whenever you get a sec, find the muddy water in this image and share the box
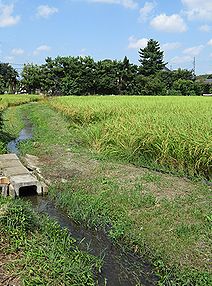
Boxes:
[7,117,158,286]
[26,195,157,286]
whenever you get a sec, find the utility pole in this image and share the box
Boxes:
[193,57,196,76]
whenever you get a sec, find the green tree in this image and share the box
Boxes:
[42,57,65,95]
[75,56,96,95]
[172,68,194,81]
[173,79,194,96]
[193,81,204,96]
[135,74,166,95]
[95,59,119,95]
[158,70,174,91]
[116,56,138,94]
[0,75,5,94]
[21,64,42,94]
[138,39,166,76]
[0,63,18,93]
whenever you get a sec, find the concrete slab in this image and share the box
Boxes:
[4,166,29,176]
[10,174,42,196]
[10,174,39,185]
[1,184,8,197]
[23,154,40,172]
[0,154,19,160]
[0,153,45,197]
[0,159,23,169]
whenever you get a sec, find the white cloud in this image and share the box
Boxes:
[33,45,51,55]
[139,1,156,21]
[150,14,187,33]
[0,4,20,27]
[171,55,193,64]
[182,0,212,20]
[183,45,204,56]
[36,5,58,18]
[128,36,148,49]
[11,48,24,56]
[208,39,212,46]
[199,25,211,32]
[162,42,181,51]
[88,0,138,9]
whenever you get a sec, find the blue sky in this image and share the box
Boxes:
[0,0,212,75]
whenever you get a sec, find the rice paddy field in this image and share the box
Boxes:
[1,97,211,285]
[49,96,212,180]
[0,94,42,110]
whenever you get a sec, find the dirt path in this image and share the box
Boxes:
[32,144,197,201]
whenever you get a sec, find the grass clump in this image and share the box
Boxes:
[0,197,101,285]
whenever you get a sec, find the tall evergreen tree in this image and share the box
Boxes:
[138,39,166,76]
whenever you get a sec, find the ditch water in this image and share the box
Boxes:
[7,118,33,155]
[7,117,158,286]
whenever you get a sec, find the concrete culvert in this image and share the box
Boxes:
[19,185,38,197]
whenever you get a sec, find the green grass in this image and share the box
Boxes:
[0,94,43,154]
[0,94,43,110]
[2,105,25,138]
[49,96,212,179]
[0,197,102,286]
[48,179,211,285]
[2,100,212,285]
[1,100,103,286]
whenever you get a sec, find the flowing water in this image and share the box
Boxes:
[7,118,33,155]
[7,117,158,286]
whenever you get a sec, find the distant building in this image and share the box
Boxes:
[204,79,212,84]
[202,78,212,96]
[163,66,171,72]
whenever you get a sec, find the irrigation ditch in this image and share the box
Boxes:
[6,114,158,286]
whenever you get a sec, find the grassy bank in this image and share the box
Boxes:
[1,100,103,285]
[0,94,42,111]
[0,94,43,154]
[0,197,101,285]
[49,96,212,179]
[4,102,211,285]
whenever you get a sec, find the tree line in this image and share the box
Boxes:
[1,39,211,96]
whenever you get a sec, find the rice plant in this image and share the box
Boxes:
[0,94,42,110]
[49,96,212,178]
